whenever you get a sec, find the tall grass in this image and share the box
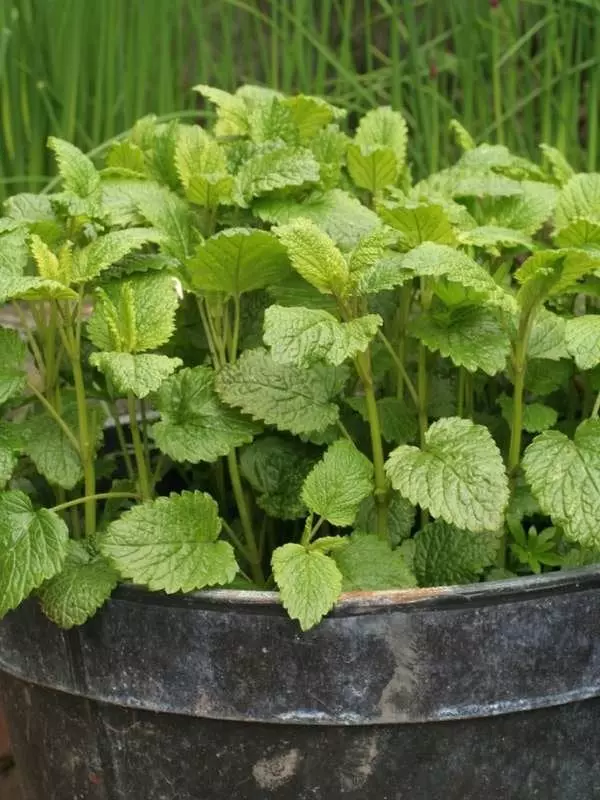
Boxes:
[0,0,599,201]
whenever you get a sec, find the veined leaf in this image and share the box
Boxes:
[497,394,557,433]
[554,218,600,250]
[527,308,569,361]
[333,531,416,590]
[485,181,557,235]
[152,366,260,463]
[540,144,575,186]
[386,417,509,532]
[193,85,251,137]
[346,143,398,194]
[90,352,182,398]
[377,202,456,249]
[0,328,27,404]
[0,422,23,487]
[0,228,29,276]
[275,219,349,296]
[414,520,499,586]
[354,107,408,170]
[565,315,600,370]
[175,126,232,208]
[23,405,84,490]
[555,173,600,230]
[233,142,320,205]
[48,137,100,198]
[71,228,164,283]
[309,124,348,190]
[136,185,196,262]
[458,225,535,251]
[347,396,417,444]
[100,491,238,592]
[356,491,415,544]
[449,119,475,151]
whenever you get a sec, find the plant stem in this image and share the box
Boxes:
[591,391,600,418]
[508,335,528,475]
[376,330,419,407]
[103,403,135,481]
[71,348,96,537]
[26,381,80,453]
[417,343,429,447]
[127,393,151,501]
[51,492,139,513]
[393,285,412,399]
[221,519,252,562]
[336,419,353,442]
[227,450,264,586]
[231,294,241,363]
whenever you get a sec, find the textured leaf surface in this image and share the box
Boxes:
[414,520,499,586]
[90,352,182,398]
[216,349,344,435]
[175,126,232,207]
[72,228,163,282]
[24,406,82,490]
[565,315,600,369]
[0,228,29,276]
[100,491,238,592]
[498,395,558,433]
[386,417,509,532]
[355,107,408,168]
[378,202,456,249]
[458,225,534,251]
[333,531,416,590]
[0,273,77,304]
[0,328,27,404]
[487,181,557,235]
[0,422,23,487]
[271,543,342,630]
[152,366,259,463]
[522,420,600,547]
[188,229,289,296]
[136,185,195,262]
[234,143,320,205]
[264,305,381,367]
[275,219,349,295]
[356,492,415,545]
[39,541,118,628]
[409,305,510,375]
[540,144,575,185]
[302,440,373,526]
[347,396,417,444]
[0,491,68,617]
[527,308,569,361]
[555,173,600,230]
[48,137,100,198]
[347,144,398,194]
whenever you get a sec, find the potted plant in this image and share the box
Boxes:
[1,85,600,799]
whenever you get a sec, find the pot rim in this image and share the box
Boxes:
[115,563,600,617]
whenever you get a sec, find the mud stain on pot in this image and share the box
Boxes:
[378,620,420,721]
[252,747,301,790]
[339,732,379,792]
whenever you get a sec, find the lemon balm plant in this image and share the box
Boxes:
[1,85,600,633]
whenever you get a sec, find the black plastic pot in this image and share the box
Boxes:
[1,568,600,800]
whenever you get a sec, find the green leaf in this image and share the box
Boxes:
[0,273,77,304]
[216,348,344,434]
[23,405,83,490]
[255,189,379,251]
[309,125,348,190]
[283,95,345,142]
[525,358,572,397]
[565,315,600,369]
[90,352,182,398]
[555,173,600,230]
[271,543,342,630]
[0,422,23,487]
[239,436,316,519]
[356,491,415,545]
[274,219,349,295]
[38,541,118,628]
[449,119,475,151]
[72,228,164,282]
[88,272,179,353]
[386,417,509,532]
[354,253,413,294]
[497,394,558,433]
[263,305,381,367]
[457,225,535,251]
[0,491,69,617]
[193,85,251,137]
[522,420,600,547]
[347,143,398,194]
[234,143,320,205]
[413,520,499,586]
[353,106,408,174]
[302,439,373,526]
[152,366,259,463]
[175,126,232,207]
[100,491,238,592]
[409,305,510,375]
[0,227,29,276]
[527,308,569,361]
[540,144,575,185]
[106,140,146,173]
[486,181,557,235]
[0,328,27,404]
[136,185,195,262]
[333,531,416,590]
[48,137,100,198]
[453,174,523,199]
[377,202,456,249]
[347,396,417,444]
[187,228,289,296]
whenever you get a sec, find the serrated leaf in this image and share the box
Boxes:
[188,228,289,296]
[386,417,509,532]
[347,228,395,274]
[540,144,575,186]
[255,189,379,251]
[175,126,232,208]
[72,228,164,282]
[458,144,546,181]
[0,273,77,304]
[302,439,373,526]
[522,420,600,547]
[48,137,100,198]
[554,218,600,250]
[347,396,417,444]
[453,174,523,198]
[354,107,408,170]
[414,520,499,586]
[99,179,161,229]
[486,181,557,235]
[268,273,339,312]
[264,305,381,367]
[458,225,535,251]
[309,124,348,190]
[525,358,572,396]
[239,436,317,519]
[271,542,342,630]
[100,491,238,592]
[347,143,398,194]
[0,328,27,404]
[555,173,600,230]
[355,253,413,294]
[193,85,250,137]
[136,185,195,262]
[409,305,510,375]
[0,491,69,617]
[449,119,475,151]
[39,541,118,628]
[377,202,456,249]
[274,219,349,295]
[283,95,345,142]
[23,405,82,490]
[88,272,179,353]
[90,352,182,398]
[216,348,344,435]
[497,394,558,433]
[356,491,415,545]
[151,366,259,463]
[527,308,569,361]
[234,143,320,205]
[106,140,146,174]
[565,315,600,369]
[0,422,23,487]
[333,531,416,591]
[0,227,29,276]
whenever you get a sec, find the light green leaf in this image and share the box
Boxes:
[347,228,396,274]
[175,126,232,207]
[458,144,546,180]
[283,95,345,143]
[268,273,338,312]
[356,491,415,545]
[525,358,572,396]
[0,328,27,404]
[188,228,289,296]
[90,352,182,398]
[354,107,408,170]
[449,119,475,151]
[302,439,373,526]
[565,315,600,369]
[347,396,417,444]
[255,189,379,251]
[136,185,195,262]
[48,137,100,198]
[0,491,69,617]
[271,542,342,630]
[264,305,381,367]
[216,348,344,435]
[0,422,23,487]
[414,520,499,586]
[497,394,558,433]
[453,174,523,198]
[458,225,535,251]
[98,178,161,228]
[555,173,600,230]
[72,228,164,282]
[39,541,118,628]
[88,272,179,353]
[527,308,569,361]
[239,436,317,520]
[554,218,600,250]
[409,305,510,375]
[347,143,398,194]
[0,273,77,304]
[24,405,83,490]
[486,180,557,235]
[540,144,575,186]
[274,219,349,295]
[234,143,320,205]
[0,228,29,276]
[377,202,456,250]
[334,531,416,590]
[309,124,348,190]
[386,417,509,532]
[106,140,146,173]
[100,491,238,592]
[152,366,259,463]
[354,253,413,294]
[522,420,600,547]
[193,85,250,137]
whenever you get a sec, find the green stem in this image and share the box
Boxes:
[26,381,80,453]
[227,450,264,586]
[231,294,241,363]
[508,328,529,476]
[394,285,412,399]
[103,403,135,481]
[336,419,353,442]
[51,492,139,513]
[127,394,152,501]
[417,343,429,447]
[71,350,96,537]
[376,330,419,407]
[591,391,600,418]
[221,519,252,562]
